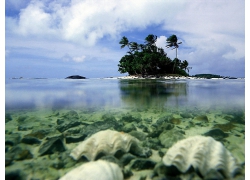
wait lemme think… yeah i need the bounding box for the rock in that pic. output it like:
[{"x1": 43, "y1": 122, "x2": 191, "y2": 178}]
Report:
[
  {"x1": 120, "y1": 113, "x2": 142, "y2": 123},
  {"x1": 56, "y1": 120, "x2": 81, "y2": 133},
  {"x1": 99, "y1": 155, "x2": 122, "y2": 167},
  {"x1": 122, "y1": 123, "x2": 137, "y2": 132},
  {"x1": 39, "y1": 136, "x2": 66, "y2": 156},
  {"x1": 24, "y1": 128, "x2": 55, "y2": 139},
  {"x1": 5, "y1": 133, "x2": 21, "y2": 146},
  {"x1": 159, "y1": 129, "x2": 185, "y2": 148},
  {"x1": 203, "y1": 128, "x2": 229, "y2": 141},
  {"x1": 129, "y1": 131, "x2": 147, "y2": 141},
  {"x1": 180, "y1": 112, "x2": 193, "y2": 118},
  {"x1": 120, "y1": 153, "x2": 137, "y2": 166},
  {"x1": 213, "y1": 122, "x2": 236, "y2": 132},
  {"x1": 143, "y1": 138, "x2": 162, "y2": 150},
  {"x1": 193, "y1": 115, "x2": 209, "y2": 122},
  {"x1": 155, "y1": 116, "x2": 170, "y2": 125},
  {"x1": 129, "y1": 158, "x2": 156, "y2": 171},
  {"x1": 65, "y1": 75, "x2": 86, "y2": 79},
  {"x1": 6, "y1": 145, "x2": 33, "y2": 161},
  {"x1": 21, "y1": 136, "x2": 41, "y2": 145},
  {"x1": 65, "y1": 134, "x2": 87, "y2": 143},
  {"x1": 5, "y1": 113, "x2": 12, "y2": 123},
  {"x1": 149, "y1": 122, "x2": 174, "y2": 138},
  {"x1": 5, "y1": 170, "x2": 26, "y2": 180},
  {"x1": 61, "y1": 110, "x2": 79, "y2": 119},
  {"x1": 169, "y1": 117, "x2": 181, "y2": 125}
]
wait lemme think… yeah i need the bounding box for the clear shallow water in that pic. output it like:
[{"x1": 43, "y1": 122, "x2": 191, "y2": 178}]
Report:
[
  {"x1": 5, "y1": 78, "x2": 245, "y2": 112},
  {"x1": 5, "y1": 78, "x2": 245, "y2": 179}
]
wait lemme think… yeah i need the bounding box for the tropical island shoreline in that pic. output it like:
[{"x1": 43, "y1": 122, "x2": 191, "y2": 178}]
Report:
[{"x1": 103, "y1": 74, "x2": 244, "y2": 80}]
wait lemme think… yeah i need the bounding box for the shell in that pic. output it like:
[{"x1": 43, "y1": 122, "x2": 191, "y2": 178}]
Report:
[
  {"x1": 162, "y1": 135, "x2": 241, "y2": 178},
  {"x1": 59, "y1": 160, "x2": 123, "y2": 180},
  {"x1": 70, "y1": 129, "x2": 151, "y2": 161}
]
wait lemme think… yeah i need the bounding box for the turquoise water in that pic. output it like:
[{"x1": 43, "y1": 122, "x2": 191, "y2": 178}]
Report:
[{"x1": 5, "y1": 78, "x2": 245, "y2": 179}]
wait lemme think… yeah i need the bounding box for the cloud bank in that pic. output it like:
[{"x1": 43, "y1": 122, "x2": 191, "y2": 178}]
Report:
[{"x1": 5, "y1": 0, "x2": 245, "y2": 78}]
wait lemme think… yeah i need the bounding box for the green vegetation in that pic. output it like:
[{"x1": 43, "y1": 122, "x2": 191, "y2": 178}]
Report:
[
  {"x1": 192, "y1": 74, "x2": 223, "y2": 79},
  {"x1": 117, "y1": 34, "x2": 190, "y2": 77}
]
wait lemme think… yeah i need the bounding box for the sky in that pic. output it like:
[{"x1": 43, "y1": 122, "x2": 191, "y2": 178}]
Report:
[{"x1": 4, "y1": 0, "x2": 246, "y2": 78}]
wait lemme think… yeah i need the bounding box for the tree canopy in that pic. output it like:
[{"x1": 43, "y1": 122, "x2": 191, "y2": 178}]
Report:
[{"x1": 118, "y1": 34, "x2": 190, "y2": 77}]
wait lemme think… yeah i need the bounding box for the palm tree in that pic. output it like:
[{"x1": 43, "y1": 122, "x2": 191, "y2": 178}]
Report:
[
  {"x1": 119, "y1": 36, "x2": 129, "y2": 49},
  {"x1": 166, "y1": 34, "x2": 182, "y2": 73},
  {"x1": 180, "y1": 60, "x2": 189, "y2": 71},
  {"x1": 145, "y1": 34, "x2": 157, "y2": 52}
]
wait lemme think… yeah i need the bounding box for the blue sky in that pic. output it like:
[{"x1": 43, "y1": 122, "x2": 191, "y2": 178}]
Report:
[{"x1": 4, "y1": 0, "x2": 245, "y2": 78}]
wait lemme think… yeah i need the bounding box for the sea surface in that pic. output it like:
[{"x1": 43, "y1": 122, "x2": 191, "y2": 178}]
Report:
[{"x1": 5, "y1": 78, "x2": 245, "y2": 179}]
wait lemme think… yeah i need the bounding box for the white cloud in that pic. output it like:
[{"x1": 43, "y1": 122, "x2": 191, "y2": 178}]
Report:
[
  {"x1": 5, "y1": 0, "x2": 245, "y2": 77},
  {"x1": 72, "y1": 55, "x2": 86, "y2": 62}
]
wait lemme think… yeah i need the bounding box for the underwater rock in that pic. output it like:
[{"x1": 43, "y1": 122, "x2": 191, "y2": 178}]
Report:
[
  {"x1": 193, "y1": 115, "x2": 209, "y2": 122},
  {"x1": 5, "y1": 133, "x2": 21, "y2": 146},
  {"x1": 129, "y1": 158, "x2": 156, "y2": 171},
  {"x1": 59, "y1": 160, "x2": 123, "y2": 180},
  {"x1": 122, "y1": 122, "x2": 137, "y2": 132},
  {"x1": 180, "y1": 112, "x2": 193, "y2": 119},
  {"x1": 56, "y1": 120, "x2": 81, "y2": 133},
  {"x1": 65, "y1": 134, "x2": 87, "y2": 143},
  {"x1": 6, "y1": 145, "x2": 33, "y2": 161},
  {"x1": 120, "y1": 153, "x2": 137, "y2": 166},
  {"x1": 159, "y1": 129, "x2": 185, "y2": 148},
  {"x1": 70, "y1": 129, "x2": 152, "y2": 161},
  {"x1": 39, "y1": 136, "x2": 66, "y2": 156},
  {"x1": 162, "y1": 135, "x2": 242, "y2": 179},
  {"x1": 129, "y1": 131, "x2": 147, "y2": 141},
  {"x1": 61, "y1": 110, "x2": 79, "y2": 119},
  {"x1": 169, "y1": 117, "x2": 181, "y2": 125},
  {"x1": 149, "y1": 122, "x2": 174, "y2": 138},
  {"x1": 155, "y1": 116, "x2": 170, "y2": 125},
  {"x1": 21, "y1": 136, "x2": 41, "y2": 145},
  {"x1": 213, "y1": 122, "x2": 236, "y2": 132},
  {"x1": 5, "y1": 113, "x2": 12, "y2": 123},
  {"x1": 24, "y1": 128, "x2": 55, "y2": 139},
  {"x1": 120, "y1": 113, "x2": 142, "y2": 123},
  {"x1": 203, "y1": 128, "x2": 229, "y2": 141}
]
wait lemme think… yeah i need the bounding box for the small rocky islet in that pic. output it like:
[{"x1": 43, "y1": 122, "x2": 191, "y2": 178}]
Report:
[{"x1": 5, "y1": 107, "x2": 245, "y2": 180}]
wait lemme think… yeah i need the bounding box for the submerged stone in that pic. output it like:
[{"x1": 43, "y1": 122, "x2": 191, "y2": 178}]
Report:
[
  {"x1": 159, "y1": 129, "x2": 185, "y2": 148},
  {"x1": 129, "y1": 158, "x2": 156, "y2": 171},
  {"x1": 5, "y1": 113, "x2": 12, "y2": 123},
  {"x1": 193, "y1": 115, "x2": 209, "y2": 122},
  {"x1": 38, "y1": 136, "x2": 66, "y2": 156},
  {"x1": 203, "y1": 128, "x2": 229, "y2": 141}
]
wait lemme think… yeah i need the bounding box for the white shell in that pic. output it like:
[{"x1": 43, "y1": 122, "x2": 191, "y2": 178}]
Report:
[
  {"x1": 70, "y1": 129, "x2": 144, "y2": 161},
  {"x1": 162, "y1": 135, "x2": 241, "y2": 178},
  {"x1": 59, "y1": 160, "x2": 123, "y2": 180}
]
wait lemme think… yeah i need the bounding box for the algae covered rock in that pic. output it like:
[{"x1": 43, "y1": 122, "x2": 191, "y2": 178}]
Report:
[{"x1": 159, "y1": 129, "x2": 185, "y2": 148}]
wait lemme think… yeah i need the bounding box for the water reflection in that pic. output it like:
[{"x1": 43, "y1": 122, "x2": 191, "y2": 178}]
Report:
[
  {"x1": 119, "y1": 79, "x2": 245, "y2": 113},
  {"x1": 5, "y1": 79, "x2": 122, "y2": 110},
  {"x1": 5, "y1": 78, "x2": 244, "y2": 113},
  {"x1": 119, "y1": 79, "x2": 188, "y2": 109}
]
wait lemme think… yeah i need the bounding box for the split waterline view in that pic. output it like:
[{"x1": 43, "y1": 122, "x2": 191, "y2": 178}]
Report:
[{"x1": 5, "y1": 78, "x2": 245, "y2": 179}]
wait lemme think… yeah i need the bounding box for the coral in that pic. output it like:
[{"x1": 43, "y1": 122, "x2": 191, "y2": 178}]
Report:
[{"x1": 70, "y1": 129, "x2": 151, "y2": 161}]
